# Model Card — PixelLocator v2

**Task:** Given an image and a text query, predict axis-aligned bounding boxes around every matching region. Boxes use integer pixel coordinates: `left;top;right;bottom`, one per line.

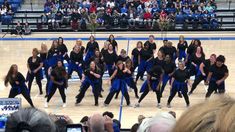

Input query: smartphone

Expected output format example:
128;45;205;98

66;124;83;132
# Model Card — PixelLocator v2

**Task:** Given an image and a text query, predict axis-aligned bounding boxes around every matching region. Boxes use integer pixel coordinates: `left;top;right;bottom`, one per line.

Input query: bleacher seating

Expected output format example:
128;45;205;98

0;0;235;32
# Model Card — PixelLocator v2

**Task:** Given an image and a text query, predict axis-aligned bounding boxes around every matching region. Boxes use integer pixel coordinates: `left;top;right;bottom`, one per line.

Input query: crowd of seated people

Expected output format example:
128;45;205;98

43;0;219;30
5;96;235;132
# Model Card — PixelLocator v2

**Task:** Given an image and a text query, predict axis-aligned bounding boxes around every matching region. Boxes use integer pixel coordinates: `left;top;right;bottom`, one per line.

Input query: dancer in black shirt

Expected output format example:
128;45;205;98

4;64;34;107
205;55;229;98
189;54;216;95
167;61;190;108
26;48;43;94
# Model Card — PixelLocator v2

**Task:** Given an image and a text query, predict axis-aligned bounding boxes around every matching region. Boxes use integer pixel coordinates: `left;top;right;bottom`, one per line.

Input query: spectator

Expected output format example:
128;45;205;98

204;2;214;13
70;10;81;31
173;96;235;132
128;9;137;28
121;4;128;16
137;112;176;132
143;10;152;28
11;21;22;35
5;108;57;132
89;2;97;13
106;0;115;9
24;22;31;35
89;114;114;132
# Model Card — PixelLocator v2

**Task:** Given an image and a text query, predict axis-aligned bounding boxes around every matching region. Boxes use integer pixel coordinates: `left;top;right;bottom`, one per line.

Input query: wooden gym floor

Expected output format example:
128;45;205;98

0;32;234;128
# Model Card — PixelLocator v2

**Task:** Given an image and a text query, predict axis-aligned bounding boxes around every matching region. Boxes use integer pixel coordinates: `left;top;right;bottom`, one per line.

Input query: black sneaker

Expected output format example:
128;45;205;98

178;93;182;98
99;94;103;98
188;91;192;96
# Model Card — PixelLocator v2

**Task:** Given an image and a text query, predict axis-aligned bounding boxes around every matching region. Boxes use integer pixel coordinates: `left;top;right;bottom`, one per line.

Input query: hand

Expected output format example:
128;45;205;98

58;82;64;86
104;115;114;132
90;71;94;75
33;70;37;74
15;81;19;85
79;64;82;67
76;62;79;65
204;81;209;85
29;70;32;74
202;72;206;76
216;80;222;85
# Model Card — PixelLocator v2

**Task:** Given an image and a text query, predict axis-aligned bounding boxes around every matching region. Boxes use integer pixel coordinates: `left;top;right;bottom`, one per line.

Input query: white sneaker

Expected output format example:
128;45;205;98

62;103;66;108
134;103;140;108
44;102;48;108
157;103;161;109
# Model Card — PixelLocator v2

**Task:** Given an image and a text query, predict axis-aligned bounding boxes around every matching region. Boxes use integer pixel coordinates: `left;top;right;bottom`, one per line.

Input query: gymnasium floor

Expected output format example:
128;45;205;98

0;31;234;128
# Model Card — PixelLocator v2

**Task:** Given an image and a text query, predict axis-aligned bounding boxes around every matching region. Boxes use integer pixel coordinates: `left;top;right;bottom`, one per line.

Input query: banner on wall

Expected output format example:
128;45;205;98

0;98;21;129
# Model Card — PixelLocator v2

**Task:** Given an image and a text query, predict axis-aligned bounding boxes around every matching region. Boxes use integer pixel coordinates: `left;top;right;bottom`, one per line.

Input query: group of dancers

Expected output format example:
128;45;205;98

4;34;229;108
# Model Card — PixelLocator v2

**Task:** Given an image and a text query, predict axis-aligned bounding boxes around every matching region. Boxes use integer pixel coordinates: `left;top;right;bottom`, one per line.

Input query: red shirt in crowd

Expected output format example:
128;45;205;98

144;12;152;19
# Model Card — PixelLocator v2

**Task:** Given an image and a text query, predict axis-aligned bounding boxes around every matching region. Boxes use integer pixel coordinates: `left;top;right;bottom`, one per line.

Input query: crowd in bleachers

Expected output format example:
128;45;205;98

43;0;219;30
0;0;22;24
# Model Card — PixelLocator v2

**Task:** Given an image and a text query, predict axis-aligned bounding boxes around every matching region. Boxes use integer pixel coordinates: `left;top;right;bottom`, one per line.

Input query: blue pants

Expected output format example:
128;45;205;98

178;49;186;60
68;62;83;79
161;74;172;94
167;81;189;105
105;64;115;77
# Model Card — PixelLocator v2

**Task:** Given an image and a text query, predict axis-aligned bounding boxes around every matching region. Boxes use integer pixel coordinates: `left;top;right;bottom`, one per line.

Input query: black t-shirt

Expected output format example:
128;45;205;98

187;44;197;56
107;39;118;51
148;66;163;79
173;69;190;82
101;48;107;57
131;48;141;60
70;51;83;63
58;44;68;54
27;56;42;71
85;41;99;53
164;46;177;58
210;64;229;80
48;48;60;58
84;68;101;81
117;55;130;62
163;61;176;74
10;72;25;86
177;41;188;51
140;49;152;61
40;53;47;62
153;57;165;68
116;67;125;79
51;67;67;81
125;67;135;77
80;46;85;54
202;59;211;75
191;54;205;66
144;40;156;52
103;51;118;65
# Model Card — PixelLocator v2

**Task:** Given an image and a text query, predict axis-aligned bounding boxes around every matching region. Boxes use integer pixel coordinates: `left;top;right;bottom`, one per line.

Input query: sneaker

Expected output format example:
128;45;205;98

157;103;161;109
99;94;103;98
127;104;133;107
135;95;139;99
178;93;182;98
62;103;66;108
188;91;192;96
103;103;108;107
186;104;190;108
95;103;99;106
40;92;43;95
44;102;48;108
134;103;140;108
167;103;171;108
